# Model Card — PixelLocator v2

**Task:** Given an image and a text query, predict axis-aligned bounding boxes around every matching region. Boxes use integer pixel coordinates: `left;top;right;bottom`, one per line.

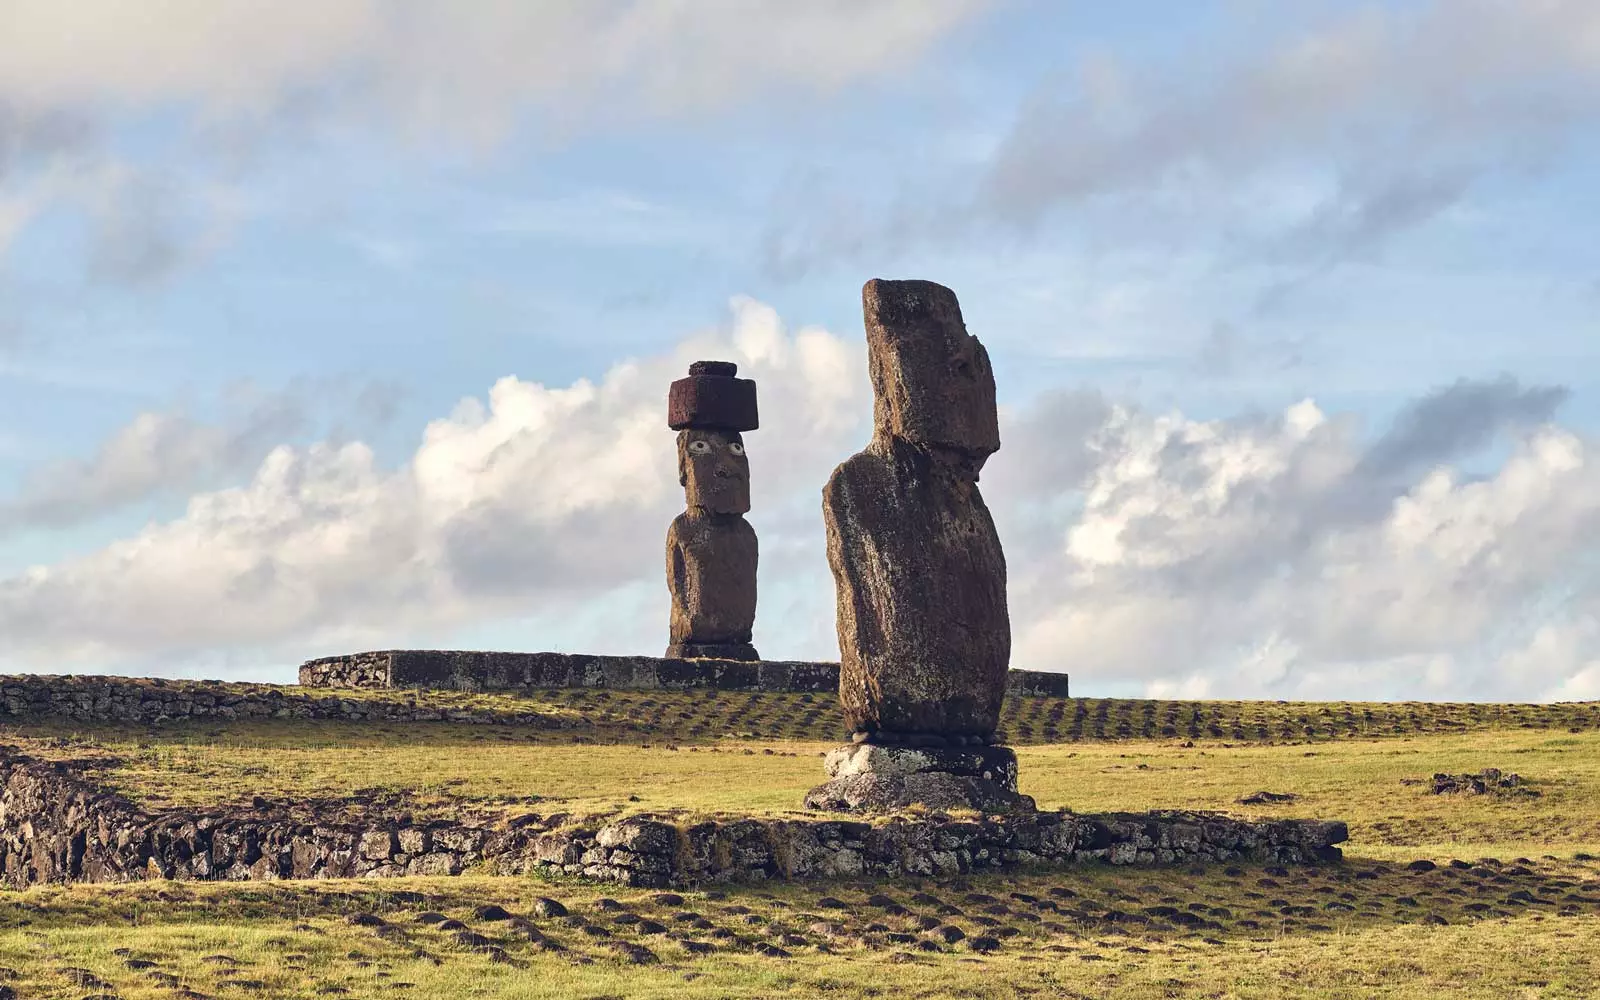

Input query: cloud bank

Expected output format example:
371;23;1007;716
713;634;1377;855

0;299;866;668
0;1;993;142
0;299;1594;702
768;0;1600;275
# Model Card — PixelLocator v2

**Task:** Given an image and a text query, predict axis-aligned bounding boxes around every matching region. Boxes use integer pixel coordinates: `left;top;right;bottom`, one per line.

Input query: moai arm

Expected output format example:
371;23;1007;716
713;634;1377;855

666;512;694;646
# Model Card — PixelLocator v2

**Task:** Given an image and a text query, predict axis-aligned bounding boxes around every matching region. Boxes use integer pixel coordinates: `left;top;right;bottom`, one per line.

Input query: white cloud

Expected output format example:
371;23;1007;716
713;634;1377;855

1003;378;1600;701
769;1;1600;274
0;386;314;533
1;296;1596;703
0;0;993;143
0;1;994;307
1497;613;1600;701
0;298;868;668
983;1;1600;231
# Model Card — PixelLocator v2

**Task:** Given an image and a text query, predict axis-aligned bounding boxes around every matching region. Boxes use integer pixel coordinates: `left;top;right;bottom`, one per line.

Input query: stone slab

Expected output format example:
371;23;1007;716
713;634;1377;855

299;650;1071;697
666;641;759;662
823;743;1020;782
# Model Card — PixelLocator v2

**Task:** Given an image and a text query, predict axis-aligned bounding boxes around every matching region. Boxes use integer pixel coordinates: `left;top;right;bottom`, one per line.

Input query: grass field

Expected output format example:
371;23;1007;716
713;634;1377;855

3;691;1599;997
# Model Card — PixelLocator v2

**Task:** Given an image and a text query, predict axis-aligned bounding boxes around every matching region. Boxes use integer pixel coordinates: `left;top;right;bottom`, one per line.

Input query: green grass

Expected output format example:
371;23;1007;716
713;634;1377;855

8;713;1600;857
3;691;1600;997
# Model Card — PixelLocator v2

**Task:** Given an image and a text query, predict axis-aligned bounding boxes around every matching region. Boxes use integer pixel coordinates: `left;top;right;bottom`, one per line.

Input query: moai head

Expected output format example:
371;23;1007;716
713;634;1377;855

862;279;999;471
677;427;750;514
668;360;759;514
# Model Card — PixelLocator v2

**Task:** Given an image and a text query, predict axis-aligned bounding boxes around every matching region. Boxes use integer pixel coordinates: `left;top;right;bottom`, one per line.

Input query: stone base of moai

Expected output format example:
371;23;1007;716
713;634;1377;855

803;743;1037;814
666;641;760;662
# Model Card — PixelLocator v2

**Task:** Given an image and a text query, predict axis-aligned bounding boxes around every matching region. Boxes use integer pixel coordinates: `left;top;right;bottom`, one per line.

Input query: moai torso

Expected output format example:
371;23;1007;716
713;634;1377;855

823;279;1009;740
667;507;758;648
665;362;761;661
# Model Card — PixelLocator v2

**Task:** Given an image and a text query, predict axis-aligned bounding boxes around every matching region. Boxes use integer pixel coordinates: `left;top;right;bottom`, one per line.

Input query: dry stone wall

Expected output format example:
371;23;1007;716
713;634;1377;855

0;674;561;727
0;750;542;887
0;750;1344;889
299;649;1072;698
549;812;1349;887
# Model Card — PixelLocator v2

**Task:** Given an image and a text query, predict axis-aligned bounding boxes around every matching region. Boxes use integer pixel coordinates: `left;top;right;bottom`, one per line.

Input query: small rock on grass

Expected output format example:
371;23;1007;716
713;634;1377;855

1237;790;1297;805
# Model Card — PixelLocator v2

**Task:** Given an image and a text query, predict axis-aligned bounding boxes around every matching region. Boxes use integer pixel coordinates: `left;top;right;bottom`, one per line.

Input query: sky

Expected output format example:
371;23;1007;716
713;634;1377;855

0;0;1598;701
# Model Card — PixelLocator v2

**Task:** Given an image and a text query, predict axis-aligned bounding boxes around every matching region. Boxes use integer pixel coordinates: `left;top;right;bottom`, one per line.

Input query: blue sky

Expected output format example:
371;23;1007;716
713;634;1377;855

0;0;1597;700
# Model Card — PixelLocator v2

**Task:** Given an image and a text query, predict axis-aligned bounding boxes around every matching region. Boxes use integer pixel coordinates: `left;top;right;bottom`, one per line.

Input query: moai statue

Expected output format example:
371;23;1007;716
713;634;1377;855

805;279;1034;813
665;360;760;661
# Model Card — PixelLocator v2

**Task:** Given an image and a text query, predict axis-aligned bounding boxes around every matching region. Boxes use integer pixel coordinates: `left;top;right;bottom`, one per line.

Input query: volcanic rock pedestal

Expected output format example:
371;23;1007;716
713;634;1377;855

806;278;1033;814
804;743;1034;813
665;361;761;661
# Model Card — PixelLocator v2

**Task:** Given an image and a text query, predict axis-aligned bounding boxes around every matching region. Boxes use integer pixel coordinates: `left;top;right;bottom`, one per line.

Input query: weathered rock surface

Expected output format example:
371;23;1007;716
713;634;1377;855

803;744;1035;814
665;640;759;661
1428;768;1536;796
297;651;1071;698
824;278;1008;739
0;748;1346;889
676;426;752;516
666;509;757;661
0;747;548;887
667;360;759;432
1237;790;1298;805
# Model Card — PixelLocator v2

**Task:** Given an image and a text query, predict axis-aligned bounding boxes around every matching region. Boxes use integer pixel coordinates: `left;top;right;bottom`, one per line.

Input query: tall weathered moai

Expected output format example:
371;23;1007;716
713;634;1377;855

665;360;761;662
805;279;1035;813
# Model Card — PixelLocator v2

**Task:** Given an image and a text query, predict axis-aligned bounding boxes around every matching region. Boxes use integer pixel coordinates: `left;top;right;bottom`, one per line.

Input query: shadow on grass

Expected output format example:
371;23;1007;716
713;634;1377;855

2;854;1598;998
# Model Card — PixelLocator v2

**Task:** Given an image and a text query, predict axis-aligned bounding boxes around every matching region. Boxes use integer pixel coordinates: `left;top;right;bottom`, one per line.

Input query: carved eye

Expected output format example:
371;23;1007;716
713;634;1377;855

688;439;712;455
728;441;745;456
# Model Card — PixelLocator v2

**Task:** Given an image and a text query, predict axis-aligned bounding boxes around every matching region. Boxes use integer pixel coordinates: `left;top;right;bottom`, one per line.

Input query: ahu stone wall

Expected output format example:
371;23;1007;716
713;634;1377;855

0;748;1344;889
299;649;1072;698
0;749;542;886
533;811;1348;888
0;674;563;727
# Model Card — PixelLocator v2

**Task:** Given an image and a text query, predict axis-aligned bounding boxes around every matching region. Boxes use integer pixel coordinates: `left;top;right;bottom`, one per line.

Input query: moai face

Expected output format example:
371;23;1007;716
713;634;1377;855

863;278;1000;467
678;428;751;514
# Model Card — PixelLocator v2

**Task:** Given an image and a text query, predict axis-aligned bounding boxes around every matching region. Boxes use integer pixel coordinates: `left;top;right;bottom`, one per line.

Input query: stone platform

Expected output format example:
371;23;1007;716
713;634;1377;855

1;748;1345;889
804;744;1036;814
300;649;1071;698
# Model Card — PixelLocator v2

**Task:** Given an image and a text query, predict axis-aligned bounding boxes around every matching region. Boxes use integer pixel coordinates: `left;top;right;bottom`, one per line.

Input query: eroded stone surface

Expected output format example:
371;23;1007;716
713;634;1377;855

804;771;1036;814
1428;768;1535;796
805;744;1034;814
668;361;759;432
823;279;1008;740
0;750;1347;888
665;641;759;662
676;427;751;516
666;509;757;657
823;743;1021;783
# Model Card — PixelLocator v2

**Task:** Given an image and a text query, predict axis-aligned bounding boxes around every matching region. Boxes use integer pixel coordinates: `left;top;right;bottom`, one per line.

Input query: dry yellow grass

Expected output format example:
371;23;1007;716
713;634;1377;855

2;694;1599;997
7;718;1599;859
1;861;1597;998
